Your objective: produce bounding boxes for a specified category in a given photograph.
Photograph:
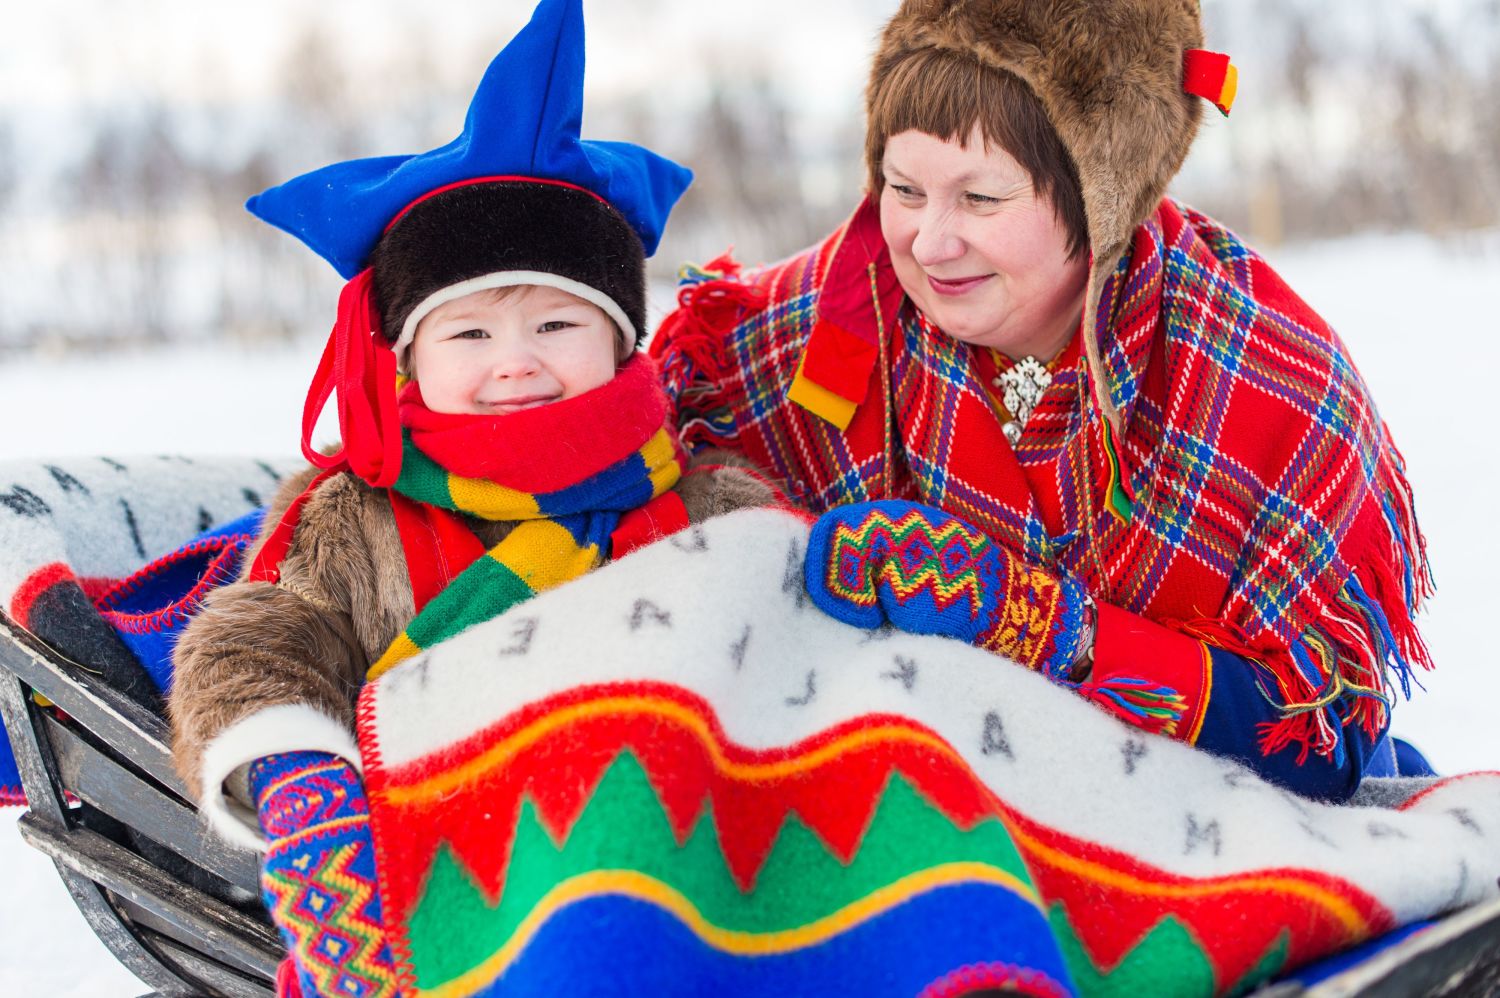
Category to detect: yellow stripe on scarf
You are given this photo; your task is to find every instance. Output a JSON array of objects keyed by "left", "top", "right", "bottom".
[
  {"left": 447, "top": 476, "right": 542, "bottom": 520},
  {"left": 368, "top": 633, "right": 422, "bottom": 681},
  {"left": 492, "top": 519, "right": 603, "bottom": 591},
  {"left": 644, "top": 428, "right": 683, "bottom": 497}
]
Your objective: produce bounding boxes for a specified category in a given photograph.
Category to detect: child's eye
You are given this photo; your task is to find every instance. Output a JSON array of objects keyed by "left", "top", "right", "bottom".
[
  {"left": 452, "top": 328, "right": 488, "bottom": 340},
  {"left": 538, "top": 320, "right": 576, "bottom": 333}
]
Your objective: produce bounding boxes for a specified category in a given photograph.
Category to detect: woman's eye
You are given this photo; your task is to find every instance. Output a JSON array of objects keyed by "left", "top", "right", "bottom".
[
  {"left": 965, "top": 192, "right": 1002, "bottom": 206},
  {"left": 538, "top": 320, "right": 575, "bottom": 333},
  {"left": 891, "top": 184, "right": 922, "bottom": 200}
]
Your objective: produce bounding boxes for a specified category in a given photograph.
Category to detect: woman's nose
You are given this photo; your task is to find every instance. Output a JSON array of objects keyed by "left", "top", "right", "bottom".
[{"left": 910, "top": 209, "right": 967, "bottom": 268}]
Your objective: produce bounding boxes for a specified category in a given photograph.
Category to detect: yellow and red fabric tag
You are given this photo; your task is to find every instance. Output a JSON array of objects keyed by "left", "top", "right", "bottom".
[
  {"left": 1183, "top": 49, "right": 1238, "bottom": 116},
  {"left": 788, "top": 201, "right": 905, "bottom": 430}
]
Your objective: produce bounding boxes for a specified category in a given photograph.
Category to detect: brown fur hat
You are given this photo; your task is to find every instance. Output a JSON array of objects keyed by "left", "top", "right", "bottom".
[{"left": 870, "top": 0, "right": 1212, "bottom": 421}]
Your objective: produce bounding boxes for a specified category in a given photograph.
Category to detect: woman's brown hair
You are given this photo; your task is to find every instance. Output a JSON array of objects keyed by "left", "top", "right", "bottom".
[{"left": 865, "top": 46, "right": 1089, "bottom": 259}]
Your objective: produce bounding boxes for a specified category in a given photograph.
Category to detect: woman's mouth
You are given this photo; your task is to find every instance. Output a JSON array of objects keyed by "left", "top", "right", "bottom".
[{"left": 925, "top": 273, "right": 993, "bottom": 297}]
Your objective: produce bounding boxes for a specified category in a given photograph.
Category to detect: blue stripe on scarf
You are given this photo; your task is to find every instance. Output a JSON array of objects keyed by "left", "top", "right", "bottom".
[{"left": 537, "top": 450, "right": 654, "bottom": 518}]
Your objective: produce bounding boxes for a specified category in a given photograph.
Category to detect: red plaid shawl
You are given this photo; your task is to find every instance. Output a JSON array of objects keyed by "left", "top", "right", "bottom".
[{"left": 652, "top": 198, "right": 1431, "bottom": 760}]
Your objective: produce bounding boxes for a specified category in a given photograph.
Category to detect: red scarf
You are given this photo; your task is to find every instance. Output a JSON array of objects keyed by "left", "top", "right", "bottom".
[{"left": 395, "top": 353, "right": 671, "bottom": 490}]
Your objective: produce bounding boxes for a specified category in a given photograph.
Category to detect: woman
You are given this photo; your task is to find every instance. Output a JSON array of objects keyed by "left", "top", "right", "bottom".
[{"left": 651, "top": 0, "right": 1431, "bottom": 801}]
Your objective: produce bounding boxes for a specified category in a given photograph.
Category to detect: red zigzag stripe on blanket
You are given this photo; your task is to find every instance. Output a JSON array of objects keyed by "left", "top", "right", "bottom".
[{"left": 358, "top": 680, "right": 1390, "bottom": 989}]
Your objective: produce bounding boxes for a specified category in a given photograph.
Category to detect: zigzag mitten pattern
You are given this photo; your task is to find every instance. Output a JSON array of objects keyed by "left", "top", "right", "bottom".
[
  {"left": 805, "top": 501, "right": 1087, "bottom": 678},
  {"left": 250, "top": 751, "right": 400, "bottom": 998}
]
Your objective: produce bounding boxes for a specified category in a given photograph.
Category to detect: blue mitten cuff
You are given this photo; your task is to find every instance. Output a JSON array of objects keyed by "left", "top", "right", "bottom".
[{"left": 250, "top": 751, "right": 399, "bottom": 998}]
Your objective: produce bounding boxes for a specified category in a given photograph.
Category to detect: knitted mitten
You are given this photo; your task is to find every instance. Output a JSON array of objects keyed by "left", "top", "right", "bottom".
[
  {"left": 805, "top": 500, "right": 1088, "bottom": 678},
  {"left": 250, "top": 751, "right": 400, "bottom": 998}
]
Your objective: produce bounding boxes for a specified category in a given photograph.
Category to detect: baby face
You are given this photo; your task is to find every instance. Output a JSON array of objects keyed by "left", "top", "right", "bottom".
[{"left": 409, "top": 285, "right": 620, "bottom": 415}]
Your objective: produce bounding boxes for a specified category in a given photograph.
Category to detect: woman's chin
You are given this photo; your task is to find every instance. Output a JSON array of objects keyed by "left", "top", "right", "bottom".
[{"left": 921, "top": 301, "right": 1006, "bottom": 350}]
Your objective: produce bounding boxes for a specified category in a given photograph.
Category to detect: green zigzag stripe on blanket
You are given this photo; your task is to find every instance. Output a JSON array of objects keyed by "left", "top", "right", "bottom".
[{"left": 406, "top": 751, "right": 1038, "bottom": 990}]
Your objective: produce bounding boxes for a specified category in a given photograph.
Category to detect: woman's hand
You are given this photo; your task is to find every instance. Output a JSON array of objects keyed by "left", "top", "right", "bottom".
[
  {"left": 251, "top": 751, "right": 399, "bottom": 998},
  {"left": 803, "top": 500, "right": 1090, "bottom": 678}
]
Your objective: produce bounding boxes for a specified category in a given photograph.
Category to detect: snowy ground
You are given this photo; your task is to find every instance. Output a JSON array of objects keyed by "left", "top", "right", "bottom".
[{"left": 0, "top": 230, "right": 1497, "bottom": 993}]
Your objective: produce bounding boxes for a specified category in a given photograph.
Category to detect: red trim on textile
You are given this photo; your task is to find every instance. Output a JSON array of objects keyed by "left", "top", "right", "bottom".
[
  {"left": 1394, "top": 771, "right": 1500, "bottom": 812},
  {"left": 8, "top": 562, "right": 75, "bottom": 627},
  {"left": 1091, "top": 602, "right": 1211, "bottom": 742},
  {"left": 0, "top": 788, "right": 25, "bottom": 808},
  {"left": 96, "top": 536, "right": 251, "bottom": 634},
  {"left": 354, "top": 681, "right": 421, "bottom": 997},
  {"left": 650, "top": 256, "right": 767, "bottom": 386},
  {"left": 387, "top": 175, "right": 607, "bottom": 232},
  {"left": 361, "top": 678, "right": 1393, "bottom": 983},
  {"left": 918, "top": 961, "right": 1073, "bottom": 998},
  {"left": 610, "top": 491, "right": 690, "bottom": 559},
  {"left": 75, "top": 576, "right": 119, "bottom": 603},
  {"left": 388, "top": 493, "right": 487, "bottom": 613},
  {"left": 301, "top": 270, "right": 403, "bottom": 488},
  {"left": 247, "top": 469, "right": 343, "bottom": 585},
  {"left": 274, "top": 956, "right": 306, "bottom": 998}
]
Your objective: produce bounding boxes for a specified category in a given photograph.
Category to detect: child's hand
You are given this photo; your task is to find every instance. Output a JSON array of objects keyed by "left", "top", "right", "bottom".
[
  {"left": 250, "top": 751, "right": 399, "bottom": 998},
  {"left": 803, "top": 500, "right": 1089, "bottom": 678}
]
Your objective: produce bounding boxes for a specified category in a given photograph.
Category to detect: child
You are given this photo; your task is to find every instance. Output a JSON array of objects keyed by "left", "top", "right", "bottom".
[{"left": 167, "top": 4, "right": 774, "bottom": 990}]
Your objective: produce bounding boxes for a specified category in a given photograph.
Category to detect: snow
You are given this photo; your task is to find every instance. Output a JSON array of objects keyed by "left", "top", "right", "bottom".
[{"left": 0, "top": 228, "right": 1497, "bottom": 991}]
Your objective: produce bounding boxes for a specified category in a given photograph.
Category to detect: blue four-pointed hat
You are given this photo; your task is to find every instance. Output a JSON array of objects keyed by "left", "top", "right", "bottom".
[{"left": 246, "top": 0, "right": 692, "bottom": 278}]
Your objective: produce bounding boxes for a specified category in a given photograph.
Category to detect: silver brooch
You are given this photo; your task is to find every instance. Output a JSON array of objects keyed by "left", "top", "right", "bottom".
[{"left": 993, "top": 356, "right": 1052, "bottom": 446}]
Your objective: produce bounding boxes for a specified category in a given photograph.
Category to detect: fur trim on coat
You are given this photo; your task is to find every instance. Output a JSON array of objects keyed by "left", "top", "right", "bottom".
[{"left": 169, "top": 455, "right": 779, "bottom": 842}]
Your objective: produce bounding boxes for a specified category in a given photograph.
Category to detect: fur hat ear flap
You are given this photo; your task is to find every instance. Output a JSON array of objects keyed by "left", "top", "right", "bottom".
[{"left": 871, "top": 0, "right": 1231, "bottom": 425}]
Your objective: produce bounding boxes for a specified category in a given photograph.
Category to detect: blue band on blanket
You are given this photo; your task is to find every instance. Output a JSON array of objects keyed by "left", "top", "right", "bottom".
[{"left": 94, "top": 508, "right": 263, "bottom": 689}]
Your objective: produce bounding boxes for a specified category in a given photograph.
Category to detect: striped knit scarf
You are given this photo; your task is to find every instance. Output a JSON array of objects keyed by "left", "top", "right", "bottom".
[{"left": 367, "top": 355, "right": 683, "bottom": 680}]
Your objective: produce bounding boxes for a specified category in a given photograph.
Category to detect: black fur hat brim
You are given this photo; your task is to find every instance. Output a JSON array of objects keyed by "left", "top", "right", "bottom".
[{"left": 368, "top": 179, "right": 647, "bottom": 359}]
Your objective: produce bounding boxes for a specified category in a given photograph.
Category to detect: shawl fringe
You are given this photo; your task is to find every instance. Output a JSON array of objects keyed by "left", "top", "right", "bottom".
[
  {"left": 650, "top": 252, "right": 764, "bottom": 452},
  {"left": 1177, "top": 477, "right": 1433, "bottom": 765}
]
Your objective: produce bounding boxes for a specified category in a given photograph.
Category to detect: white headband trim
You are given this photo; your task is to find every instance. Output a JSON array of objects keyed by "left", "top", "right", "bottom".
[{"left": 393, "top": 270, "right": 637, "bottom": 373}]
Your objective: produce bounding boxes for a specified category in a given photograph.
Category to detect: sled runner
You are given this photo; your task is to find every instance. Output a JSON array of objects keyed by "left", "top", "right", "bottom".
[
  {"left": 0, "top": 607, "right": 279, "bottom": 996},
  {"left": 1, "top": 455, "right": 1499, "bottom": 997}
]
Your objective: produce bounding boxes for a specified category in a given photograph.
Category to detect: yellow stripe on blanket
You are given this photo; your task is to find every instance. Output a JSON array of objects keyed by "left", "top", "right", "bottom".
[
  {"left": 376, "top": 695, "right": 960, "bottom": 806},
  {"left": 418, "top": 863, "right": 1040, "bottom": 998}
]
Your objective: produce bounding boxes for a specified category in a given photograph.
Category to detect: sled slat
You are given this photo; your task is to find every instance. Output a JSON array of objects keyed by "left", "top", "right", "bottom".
[
  {"left": 0, "top": 613, "right": 182, "bottom": 796},
  {"left": 17, "top": 813, "right": 283, "bottom": 982},
  {"left": 133, "top": 919, "right": 275, "bottom": 998},
  {"left": 1302, "top": 895, "right": 1500, "bottom": 997},
  {"left": 44, "top": 713, "right": 263, "bottom": 893}
]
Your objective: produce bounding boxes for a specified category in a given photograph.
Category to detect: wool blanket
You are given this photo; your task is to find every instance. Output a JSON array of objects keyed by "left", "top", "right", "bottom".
[
  {"left": 0, "top": 455, "right": 301, "bottom": 802},
  {"left": 357, "top": 508, "right": 1500, "bottom": 998}
]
